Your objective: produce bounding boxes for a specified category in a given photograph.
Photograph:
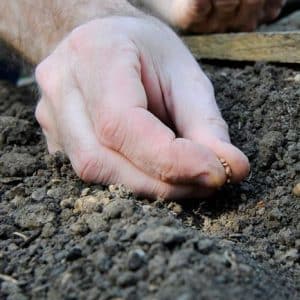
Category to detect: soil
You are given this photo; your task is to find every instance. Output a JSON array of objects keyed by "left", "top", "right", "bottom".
[{"left": 1, "top": 17, "right": 300, "bottom": 300}]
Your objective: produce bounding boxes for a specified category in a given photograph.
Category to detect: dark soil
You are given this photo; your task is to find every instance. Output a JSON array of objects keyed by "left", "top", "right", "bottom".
[{"left": 1, "top": 21, "right": 300, "bottom": 300}]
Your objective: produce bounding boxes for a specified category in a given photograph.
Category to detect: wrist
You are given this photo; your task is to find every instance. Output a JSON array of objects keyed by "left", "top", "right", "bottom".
[
  {"left": 45, "top": 1, "right": 145, "bottom": 60},
  {"left": 0, "top": 0, "right": 145, "bottom": 63}
]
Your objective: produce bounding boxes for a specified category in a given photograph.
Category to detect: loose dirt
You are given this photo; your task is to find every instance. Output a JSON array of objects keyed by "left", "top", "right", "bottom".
[{"left": 0, "top": 18, "right": 299, "bottom": 300}]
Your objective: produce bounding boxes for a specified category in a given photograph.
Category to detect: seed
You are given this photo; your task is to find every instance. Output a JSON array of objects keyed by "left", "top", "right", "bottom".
[
  {"left": 292, "top": 183, "right": 300, "bottom": 197},
  {"left": 219, "top": 157, "right": 232, "bottom": 184},
  {"left": 225, "top": 166, "right": 232, "bottom": 176}
]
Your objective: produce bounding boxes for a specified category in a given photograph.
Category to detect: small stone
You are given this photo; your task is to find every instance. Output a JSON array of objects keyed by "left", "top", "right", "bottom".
[
  {"left": 238, "top": 264, "right": 252, "bottom": 274},
  {"left": 108, "top": 184, "right": 132, "bottom": 198},
  {"left": 294, "top": 74, "right": 300, "bottom": 82},
  {"left": 127, "top": 249, "right": 146, "bottom": 271},
  {"left": 196, "top": 238, "right": 214, "bottom": 254},
  {"left": 94, "top": 253, "right": 113, "bottom": 273},
  {"left": 41, "top": 222, "right": 56, "bottom": 238},
  {"left": 292, "top": 183, "right": 300, "bottom": 197},
  {"left": 70, "top": 219, "right": 89, "bottom": 235},
  {"left": 104, "top": 240, "right": 122, "bottom": 256},
  {"left": 0, "top": 152, "right": 38, "bottom": 177},
  {"left": 257, "top": 207, "right": 265, "bottom": 215},
  {"left": 167, "top": 202, "right": 183, "bottom": 215},
  {"left": 269, "top": 207, "right": 283, "bottom": 221},
  {"left": 31, "top": 187, "right": 46, "bottom": 201},
  {"left": 102, "top": 199, "right": 132, "bottom": 220},
  {"left": 80, "top": 187, "right": 90, "bottom": 197},
  {"left": 99, "top": 197, "right": 111, "bottom": 206},
  {"left": 137, "top": 226, "right": 185, "bottom": 245},
  {"left": 168, "top": 249, "right": 192, "bottom": 269},
  {"left": 74, "top": 196, "right": 102, "bottom": 214},
  {"left": 116, "top": 272, "right": 137, "bottom": 287},
  {"left": 84, "top": 213, "right": 109, "bottom": 232},
  {"left": 279, "top": 248, "right": 299, "bottom": 262},
  {"left": 14, "top": 204, "right": 55, "bottom": 229},
  {"left": 66, "top": 247, "right": 82, "bottom": 261},
  {"left": 60, "top": 198, "right": 75, "bottom": 209}
]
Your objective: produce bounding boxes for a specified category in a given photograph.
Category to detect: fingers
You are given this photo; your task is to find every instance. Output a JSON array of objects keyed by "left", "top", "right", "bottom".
[
  {"left": 44, "top": 86, "right": 214, "bottom": 199},
  {"left": 99, "top": 106, "right": 226, "bottom": 187},
  {"left": 92, "top": 69, "right": 225, "bottom": 187},
  {"left": 35, "top": 98, "right": 62, "bottom": 153},
  {"left": 67, "top": 41, "right": 226, "bottom": 189},
  {"left": 196, "top": 0, "right": 213, "bottom": 18},
  {"left": 261, "top": 0, "right": 285, "bottom": 23},
  {"left": 213, "top": 0, "right": 240, "bottom": 20},
  {"left": 233, "top": 0, "right": 265, "bottom": 31},
  {"left": 163, "top": 47, "right": 250, "bottom": 182},
  {"left": 185, "top": 130, "right": 250, "bottom": 182}
]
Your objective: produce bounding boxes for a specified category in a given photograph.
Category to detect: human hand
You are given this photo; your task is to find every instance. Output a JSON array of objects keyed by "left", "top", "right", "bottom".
[
  {"left": 35, "top": 16, "right": 249, "bottom": 199},
  {"left": 141, "top": 0, "right": 286, "bottom": 33}
]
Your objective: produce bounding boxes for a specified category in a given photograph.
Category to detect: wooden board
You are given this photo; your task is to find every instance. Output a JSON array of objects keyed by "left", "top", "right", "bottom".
[{"left": 183, "top": 32, "right": 300, "bottom": 63}]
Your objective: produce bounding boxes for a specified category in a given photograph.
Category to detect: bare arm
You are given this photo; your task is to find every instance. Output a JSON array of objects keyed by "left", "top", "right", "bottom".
[{"left": 0, "top": 0, "right": 142, "bottom": 63}]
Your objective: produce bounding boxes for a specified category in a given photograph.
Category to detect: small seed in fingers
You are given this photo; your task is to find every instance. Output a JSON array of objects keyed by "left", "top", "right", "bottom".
[{"left": 219, "top": 157, "right": 233, "bottom": 184}]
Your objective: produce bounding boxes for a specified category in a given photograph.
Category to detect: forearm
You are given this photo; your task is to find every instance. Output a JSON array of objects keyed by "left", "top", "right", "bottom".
[{"left": 0, "top": 0, "right": 142, "bottom": 63}]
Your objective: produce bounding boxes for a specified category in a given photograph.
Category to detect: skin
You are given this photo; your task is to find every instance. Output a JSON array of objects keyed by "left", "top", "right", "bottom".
[
  {"left": 2, "top": 0, "right": 285, "bottom": 199},
  {"left": 136, "top": 0, "right": 286, "bottom": 32}
]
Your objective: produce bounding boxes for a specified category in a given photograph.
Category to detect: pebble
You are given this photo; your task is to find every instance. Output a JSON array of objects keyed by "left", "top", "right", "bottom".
[
  {"left": 47, "top": 187, "right": 64, "bottom": 199},
  {"left": 294, "top": 74, "right": 300, "bottom": 82},
  {"left": 292, "top": 183, "right": 300, "bottom": 197},
  {"left": 279, "top": 248, "right": 299, "bottom": 263},
  {"left": 137, "top": 226, "right": 185, "bottom": 245},
  {"left": 84, "top": 213, "right": 109, "bottom": 232},
  {"left": 0, "top": 152, "right": 38, "bottom": 177},
  {"left": 70, "top": 219, "right": 89, "bottom": 235},
  {"left": 127, "top": 249, "right": 146, "bottom": 271},
  {"left": 196, "top": 239, "right": 214, "bottom": 254},
  {"left": 31, "top": 187, "right": 46, "bottom": 202},
  {"left": 167, "top": 202, "right": 183, "bottom": 215},
  {"left": 94, "top": 253, "right": 113, "bottom": 273},
  {"left": 269, "top": 207, "right": 283, "bottom": 221},
  {"left": 60, "top": 198, "right": 74, "bottom": 209},
  {"left": 66, "top": 247, "right": 82, "bottom": 261},
  {"left": 74, "top": 196, "right": 102, "bottom": 214},
  {"left": 41, "top": 222, "right": 56, "bottom": 238},
  {"left": 116, "top": 272, "right": 138, "bottom": 287},
  {"left": 14, "top": 204, "right": 55, "bottom": 229},
  {"left": 80, "top": 187, "right": 90, "bottom": 197},
  {"left": 102, "top": 199, "right": 132, "bottom": 220}
]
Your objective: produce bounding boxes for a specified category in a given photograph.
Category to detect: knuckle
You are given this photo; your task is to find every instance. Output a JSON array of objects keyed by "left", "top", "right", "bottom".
[
  {"left": 98, "top": 113, "right": 124, "bottom": 150},
  {"left": 160, "top": 162, "right": 179, "bottom": 182},
  {"left": 203, "top": 75, "right": 215, "bottom": 96},
  {"left": 68, "top": 26, "right": 91, "bottom": 55},
  {"left": 268, "top": 8, "right": 281, "bottom": 20},
  {"left": 34, "top": 100, "right": 45, "bottom": 127},
  {"left": 35, "top": 59, "right": 59, "bottom": 99},
  {"left": 158, "top": 145, "right": 180, "bottom": 182},
  {"left": 73, "top": 150, "right": 104, "bottom": 183},
  {"left": 35, "top": 60, "right": 49, "bottom": 86},
  {"left": 150, "top": 182, "right": 172, "bottom": 199}
]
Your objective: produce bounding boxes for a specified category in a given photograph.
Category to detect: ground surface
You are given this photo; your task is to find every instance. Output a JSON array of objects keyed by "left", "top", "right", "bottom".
[{"left": 0, "top": 15, "right": 300, "bottom": 300}]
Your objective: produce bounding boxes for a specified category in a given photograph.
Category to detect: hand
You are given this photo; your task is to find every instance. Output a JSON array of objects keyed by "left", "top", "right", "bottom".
[
  {"left": 35, "top": 16, "right": 249, "bottom": 199},
  {"left": 145, "top": 0, "right": 286, "bottom": 33}
]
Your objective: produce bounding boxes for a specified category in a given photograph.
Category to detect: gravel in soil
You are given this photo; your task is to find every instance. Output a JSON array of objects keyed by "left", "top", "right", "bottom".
[{"left": 0, "top": 42, "right": 300, "bottom": 300}]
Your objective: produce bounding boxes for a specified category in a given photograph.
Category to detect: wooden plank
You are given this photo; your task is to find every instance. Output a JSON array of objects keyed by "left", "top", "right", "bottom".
[{"left": 183, "top": 32, "right": 300, "bottom": 63}]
